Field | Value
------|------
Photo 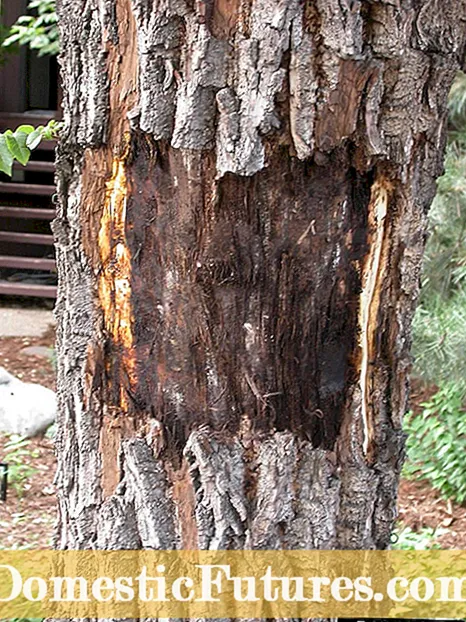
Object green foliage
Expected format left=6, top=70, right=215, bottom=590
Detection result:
left=391, top=525, right=445, bottom=550
left=421, top=139, right=466, bottom=297
left=412, top=74, right=466, bottom=388
left=408, top=73, right=466, bottom=505
left=0, top=24, right=12, bottom=64
left=0, top=120, right=61, bottom=176
left=404, top=382, right=466, bottom=504
left=2, top=0, right=58, bottom=57
left=2, top=436, right=39, bottom=498
left=449, top=71, right=466, bottom=130
left=409, top=73, right=466, bottom=506
left=412, top=293, right=466, bottom=389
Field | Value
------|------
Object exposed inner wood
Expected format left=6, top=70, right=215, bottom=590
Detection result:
left=98, top=152, right=136, bottom=410
left=358, top=179, right=391, bottom=460
left=123, top=143, right=368, bottom=454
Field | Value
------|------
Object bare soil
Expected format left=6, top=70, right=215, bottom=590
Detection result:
left=0, top=326, right=56, bottom=389
left=0, top=434, right=56, bottom=549
left=398, top=478, right=466, bottom=549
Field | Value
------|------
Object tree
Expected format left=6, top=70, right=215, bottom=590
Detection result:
left=2, top=0, right=59, bottom=57
left=53, top=0, right=466, bottom=552
left=412, top=73, right=466, bottom=389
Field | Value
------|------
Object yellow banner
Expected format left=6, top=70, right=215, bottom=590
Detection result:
left=0, top=550, right=466, bottom=619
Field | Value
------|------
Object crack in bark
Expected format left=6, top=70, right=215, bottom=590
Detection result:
left=358, top=179, right=390, bottom=460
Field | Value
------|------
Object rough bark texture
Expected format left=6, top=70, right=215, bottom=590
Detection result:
left=54, top=0, right=466, bottom=556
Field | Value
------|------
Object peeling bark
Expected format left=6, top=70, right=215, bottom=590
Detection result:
left=54, top=0, right=466, bottom=566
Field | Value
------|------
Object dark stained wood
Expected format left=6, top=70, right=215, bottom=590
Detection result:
left=123, top=143, right=365, bottom=449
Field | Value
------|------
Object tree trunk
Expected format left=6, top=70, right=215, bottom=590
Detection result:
left=54, top=0, right=466, bottom=553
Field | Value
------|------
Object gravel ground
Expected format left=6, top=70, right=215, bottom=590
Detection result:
left=0, top=297, right=55, bottom=338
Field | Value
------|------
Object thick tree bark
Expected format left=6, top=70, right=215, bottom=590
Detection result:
left=54, top=0, right=465, bottom=553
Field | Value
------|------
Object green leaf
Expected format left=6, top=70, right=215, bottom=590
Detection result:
left=26, top=126, right=44, bottom=150
left=16, top=15, right=34, bottom=24
left=4, top=130, right=31, bottom=167
left=13, top=131, right=31, bottom=166
left=2, top=33, right=21, bottom=48
left=42, top=120, right=62, bottom=140
left=404, top=379, right=466, bottom=505
left=31, top=35, right=50, bottom=50
left=16, top=124, right=36, bottom=135
left=4, top=0, right=58, bottom=57
left=3, top=130, right=19, bottom=157
left=0, top=135, right=14, bottom=176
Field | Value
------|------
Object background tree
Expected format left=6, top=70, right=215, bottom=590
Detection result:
left=403, top=73, right=466, bottom=507
left=0, top=0, right=60, bottom=174
left=53, top=0, right=466, bottom=552
left=412, top=73, right=466, bottom=389
left=2, top=0, right=59, bottom=57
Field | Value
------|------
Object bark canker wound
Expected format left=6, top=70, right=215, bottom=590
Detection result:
left=54, top=0, right=466, bottom=551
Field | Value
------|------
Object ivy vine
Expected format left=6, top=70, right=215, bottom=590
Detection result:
left=2, top=0, right=59, bottom=58
left=0, top=120, right=62, bottom=176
